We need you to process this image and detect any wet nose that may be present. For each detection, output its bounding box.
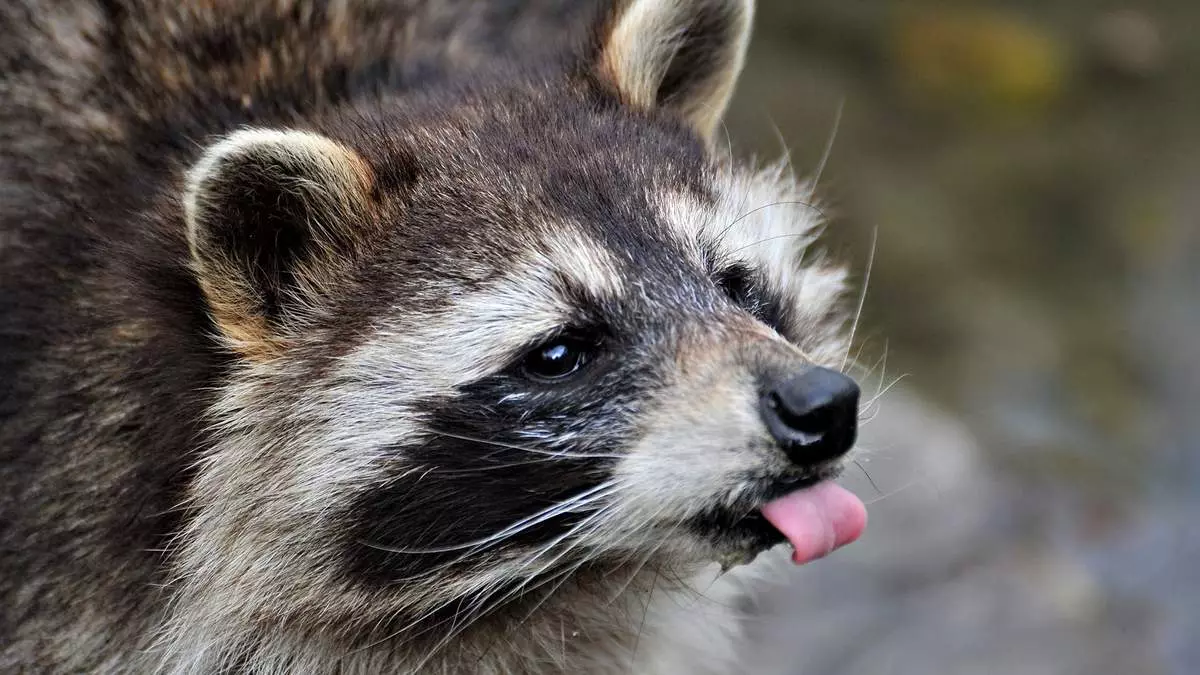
[760,366,860,465]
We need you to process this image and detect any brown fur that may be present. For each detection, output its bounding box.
[0,3,599,670]
[0,1,853,673]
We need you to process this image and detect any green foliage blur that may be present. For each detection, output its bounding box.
[727,0,1196,505]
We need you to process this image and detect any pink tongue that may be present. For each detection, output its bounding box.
[760,482,867,565]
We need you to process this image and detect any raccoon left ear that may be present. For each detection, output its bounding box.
[595,0,754,143]
[183,128,378,358]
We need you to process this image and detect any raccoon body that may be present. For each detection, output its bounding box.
[0,1,863,672]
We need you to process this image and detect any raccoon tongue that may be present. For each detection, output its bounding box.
[760,482,867,565]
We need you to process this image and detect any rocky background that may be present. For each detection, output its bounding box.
[723,2,1199,673]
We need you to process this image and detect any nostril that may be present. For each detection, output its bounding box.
[769,389,838,436]
[760,367,860,464]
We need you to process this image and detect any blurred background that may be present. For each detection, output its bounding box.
[722,1,1199,673]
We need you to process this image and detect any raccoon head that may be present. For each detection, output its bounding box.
[171,0,864,659]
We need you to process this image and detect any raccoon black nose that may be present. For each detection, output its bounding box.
[760,367,860,465]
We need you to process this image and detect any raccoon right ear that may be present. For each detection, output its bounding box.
[183,128,377,358]
[595,0,754,143]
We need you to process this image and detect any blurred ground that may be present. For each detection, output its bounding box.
[724,1,1200,673]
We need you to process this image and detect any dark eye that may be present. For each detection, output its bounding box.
[713,263,792,333]
[522,336,591,381]
[714,263,754,307]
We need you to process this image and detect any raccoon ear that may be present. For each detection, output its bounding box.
[596,0,753,142]
[183,128,376,357]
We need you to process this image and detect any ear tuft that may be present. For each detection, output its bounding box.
[184,128,377,358]
[598,0,754,142]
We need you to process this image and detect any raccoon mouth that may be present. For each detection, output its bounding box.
[758,480,866,565]
[697,471,867,566]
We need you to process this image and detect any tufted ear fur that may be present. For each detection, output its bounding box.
[183,129,378,358]
[597,0,754,143]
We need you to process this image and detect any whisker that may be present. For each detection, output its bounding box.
[854,459,883,495]
[858,406,883,426]
[431,457,591,474]
[601,505,680,605]
[872,339,891,409]
[854,344,895,426]
[767,116,794,180]
[724,231,814,256]
[358,482,618,555]
[417,504,625,666]
[504,503,621,581]
[503,509,636,626]
[812,97,845,190]
[841,225,877,372]
[844,340,873,380]
[720,108,735,186]
[630,569,659,662]
[863,477,929,505]
[516,559,592,625]
[861,373,909,413]
[716,199,830,245]
[697,109,738,243]
[425,429,623,460]
[875,340,891,391]
[846,339,886,387]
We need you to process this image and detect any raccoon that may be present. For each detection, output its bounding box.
[0,0,867,673]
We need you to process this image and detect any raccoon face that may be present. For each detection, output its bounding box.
[174,0,862,645]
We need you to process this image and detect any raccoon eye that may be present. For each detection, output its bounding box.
[714,263,754,307]
[714,263,791,333]
[522,336,591,381]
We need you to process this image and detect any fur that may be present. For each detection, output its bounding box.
[0,1,855,673]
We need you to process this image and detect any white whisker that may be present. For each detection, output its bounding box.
[717,200,831,245]
[359,482,618,555]
[842,225,877,372]
[408,502,625,670]
[426,429,625,460]
[812,98,845,189]
[863,477,930,505]
[861,373,909,414]
[724,231,813,256]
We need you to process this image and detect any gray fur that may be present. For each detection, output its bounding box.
[0,1,855,672]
